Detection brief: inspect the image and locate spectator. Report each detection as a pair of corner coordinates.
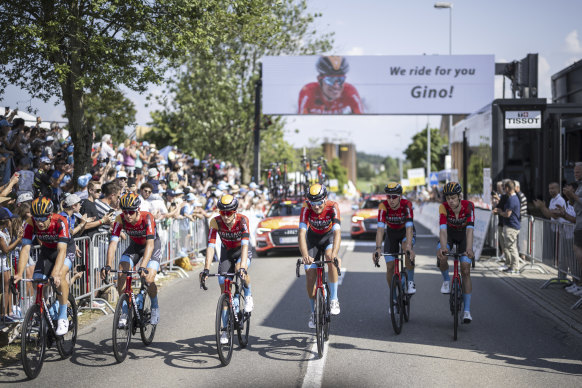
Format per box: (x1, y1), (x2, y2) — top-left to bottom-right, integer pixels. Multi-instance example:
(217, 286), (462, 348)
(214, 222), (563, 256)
(515, 180), (528, 219)
(33, 156), (54, 199)
(43, 136), (55, 159)
(80, 181), (116, 237)
(122, 140), (137, 176)
(74, 173), (93, 200)
(532, 182), (569, 223)
(51, 158), (73, 200)
(99, 134), (116, 160)
(493, 180), (521, 274)
(138, 183), (154, 213)
(0, 207), (22, 321)
(562, 163), (582, 295)
(492, 180), (508, 264)
(60, 194), (89, 237)
(147, 167), (160, 193)
(116, 170), (128, 193)
(127, 177), (137, 194)
(16, 158), (34, 196)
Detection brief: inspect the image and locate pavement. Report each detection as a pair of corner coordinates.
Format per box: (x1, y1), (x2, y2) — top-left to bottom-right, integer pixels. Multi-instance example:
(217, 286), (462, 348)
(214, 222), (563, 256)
(477, 254), (582, 336)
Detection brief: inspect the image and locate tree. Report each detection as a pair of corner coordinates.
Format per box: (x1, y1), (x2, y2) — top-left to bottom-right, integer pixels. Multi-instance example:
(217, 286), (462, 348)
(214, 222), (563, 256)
(0, 1), (277, 182)
(403, 126), (446, 173)
(326, 157), (347, 194)
(467, 144), (491, 194)
(85, 88), (136, 145)
(145, 0), (333, 183)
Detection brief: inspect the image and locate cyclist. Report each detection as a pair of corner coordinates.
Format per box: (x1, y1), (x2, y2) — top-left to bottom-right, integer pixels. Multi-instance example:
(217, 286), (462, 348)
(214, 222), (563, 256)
(101, 193), (162, 326)
(298, 183), (342, 328)
(201, 194), (254, 345)
(13, 197), (73, 336)
(437, 182), (475, 323)
(373, 182), (417, 300)
(298, 56), (364, 115)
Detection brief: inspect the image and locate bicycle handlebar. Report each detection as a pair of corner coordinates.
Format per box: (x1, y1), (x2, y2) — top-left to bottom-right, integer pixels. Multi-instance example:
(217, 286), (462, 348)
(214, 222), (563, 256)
(15, 276), (62, 296)
(295, 258), (341, 277)
(373, 251), (412, 268)
(199, 272), (239, 290)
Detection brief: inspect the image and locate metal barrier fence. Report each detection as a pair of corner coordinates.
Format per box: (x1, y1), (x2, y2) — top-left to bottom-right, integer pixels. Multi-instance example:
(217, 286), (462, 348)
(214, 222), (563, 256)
(1, 217), (208, 326)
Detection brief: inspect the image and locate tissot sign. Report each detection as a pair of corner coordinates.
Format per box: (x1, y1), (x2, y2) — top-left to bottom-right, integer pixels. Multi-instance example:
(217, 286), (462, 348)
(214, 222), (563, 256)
(504, 110), (542, 129)
(262, 55), (494, 115)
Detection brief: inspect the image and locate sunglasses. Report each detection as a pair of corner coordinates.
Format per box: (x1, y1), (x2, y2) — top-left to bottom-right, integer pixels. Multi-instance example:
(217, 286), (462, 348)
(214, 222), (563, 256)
(142, 190), (152, 194)
(220, 210), (236, 216)
(33, 216), (49, 222)
(387, 194), (400, 200)
(321, 76), (346, 86)
(123, 210), (137, 216)
(93, 189), (102, 193)
(309, 200), (324, 207)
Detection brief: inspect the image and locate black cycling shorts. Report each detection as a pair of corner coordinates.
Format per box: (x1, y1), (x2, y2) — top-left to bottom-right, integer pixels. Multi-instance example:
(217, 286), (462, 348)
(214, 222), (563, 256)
(218, 245), (253, 274)
(33, 247), (73, 280)
(120, 239), (162, 269)
(384, 226), (416, 254)
(306, 229), (334, 261)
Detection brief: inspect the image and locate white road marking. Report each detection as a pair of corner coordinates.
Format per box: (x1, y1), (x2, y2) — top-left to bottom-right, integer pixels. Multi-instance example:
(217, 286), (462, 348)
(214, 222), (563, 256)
(301, 339), (329, 388)
(338, 268), (347, 285)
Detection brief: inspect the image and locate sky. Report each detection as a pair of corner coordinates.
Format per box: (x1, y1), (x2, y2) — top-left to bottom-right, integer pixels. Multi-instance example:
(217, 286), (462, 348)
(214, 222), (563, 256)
(2, 0), (582, 159)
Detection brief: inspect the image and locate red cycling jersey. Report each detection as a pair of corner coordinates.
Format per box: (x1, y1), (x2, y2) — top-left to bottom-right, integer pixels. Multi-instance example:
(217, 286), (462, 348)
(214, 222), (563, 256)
(439, 200), (475, 231)
(111, 211), (157, 245)
(377, 198), (414, 230)
(208, 213), (250, 250)
(299, 200), (341, 235)
(23, 214), (70, 249)
(298, 82), (363, 114)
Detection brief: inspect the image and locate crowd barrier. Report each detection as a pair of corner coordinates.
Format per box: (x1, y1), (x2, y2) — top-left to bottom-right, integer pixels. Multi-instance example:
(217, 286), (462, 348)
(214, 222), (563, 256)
(0, 217), (208, 326)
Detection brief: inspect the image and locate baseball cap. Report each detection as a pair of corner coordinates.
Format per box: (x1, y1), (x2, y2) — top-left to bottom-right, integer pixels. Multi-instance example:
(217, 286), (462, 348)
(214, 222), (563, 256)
(117, 171), (128, 179)
(40, 156), (52, 164)
(63, 193), (82, 208)
(148, 167), (158, 177)
(0, 119), (12, 127)
(142, 141), (150, 147)
(186, 193), (195, 201)
(0, 207), (15, 220)
(17, 192), (34, 204)
(77, 173), (92, 188)
(45, 135), (55, 142)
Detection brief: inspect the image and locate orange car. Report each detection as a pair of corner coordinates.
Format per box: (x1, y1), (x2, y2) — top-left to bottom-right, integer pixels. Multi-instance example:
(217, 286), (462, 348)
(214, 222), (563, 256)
(255, 199), (302, 256)
(350, 194), (385, 239)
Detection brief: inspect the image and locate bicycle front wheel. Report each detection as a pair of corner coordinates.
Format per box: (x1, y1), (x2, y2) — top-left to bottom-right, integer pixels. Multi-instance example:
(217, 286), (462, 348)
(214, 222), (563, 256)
(236, 293), (250, 348)
(402, 272), (410, 323)
(140, 292), (157, 346)
(315, 287), (325, 358)
(112, 293), (132, 363)
(56, 294), (78, 359)
(452, 278), (461, 341)
(215, 293), (234, 366)
(390, 275), (403, 334)
(323, 283), (330, 341)
(21, 304), (46, 380)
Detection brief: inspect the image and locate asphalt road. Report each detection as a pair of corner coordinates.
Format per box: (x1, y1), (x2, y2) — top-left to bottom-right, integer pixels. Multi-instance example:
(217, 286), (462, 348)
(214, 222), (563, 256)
(2, 223), (582, 386)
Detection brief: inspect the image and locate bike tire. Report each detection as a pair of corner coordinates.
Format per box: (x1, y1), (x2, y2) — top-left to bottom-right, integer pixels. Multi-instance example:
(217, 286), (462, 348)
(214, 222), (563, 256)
(112, 293), (132, 363)
(389, 275), (403, 334)
(139, 292), (157, 346)
(402, 272), (410, 323)
(452, 278), (461, 341)
(236, 292), (250, 348)
(56, 294), (78, 359)
(215, 293), (234, 366)
(21, 304), (46, 380)
(315, 287), (325, 358)
(323, 283), (330, 341)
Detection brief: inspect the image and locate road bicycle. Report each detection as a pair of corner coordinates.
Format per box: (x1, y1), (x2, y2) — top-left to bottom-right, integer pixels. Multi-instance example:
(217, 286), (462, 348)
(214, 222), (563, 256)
(374, 250), (412, 334)
(109, 269), (157, 363)
(17, 276), (77, 380)
(441, 245), (464, 341)
(295, 257), (341, 358)
(200, 271), (251, 366)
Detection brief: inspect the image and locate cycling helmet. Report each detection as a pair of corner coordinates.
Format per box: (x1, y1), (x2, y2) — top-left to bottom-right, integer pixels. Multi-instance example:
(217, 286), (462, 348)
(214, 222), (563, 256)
(218, 194), (239, 211)
(443, 182), (463, 196)
(119, 192), (141, 210)
(31, 197), (54, 217)
(316, 56), (349, 76)
(306, 183), (327, 202)
(384, 182), (403, 195)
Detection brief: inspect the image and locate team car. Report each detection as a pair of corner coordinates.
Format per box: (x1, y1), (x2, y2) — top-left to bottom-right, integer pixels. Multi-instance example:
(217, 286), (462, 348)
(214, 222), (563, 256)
(350, 194), (385, 239)
(255, 199), (302, 256)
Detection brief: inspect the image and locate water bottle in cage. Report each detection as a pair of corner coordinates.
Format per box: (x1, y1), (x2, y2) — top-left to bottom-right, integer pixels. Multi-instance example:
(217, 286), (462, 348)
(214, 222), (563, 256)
(136, 289), (145, 310)
(233, 296), (240, 314)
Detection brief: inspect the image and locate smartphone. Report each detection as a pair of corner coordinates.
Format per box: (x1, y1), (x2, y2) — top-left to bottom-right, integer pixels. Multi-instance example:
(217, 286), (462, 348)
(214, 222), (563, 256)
(76, 264), (86, 272)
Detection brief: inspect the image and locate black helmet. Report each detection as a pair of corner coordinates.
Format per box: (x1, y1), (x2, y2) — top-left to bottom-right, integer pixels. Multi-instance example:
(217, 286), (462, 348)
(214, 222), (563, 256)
(306, 183), (327, 202)
(119, 192), (141, 210)
(384, 182), (403, 195)
(217, 194), (239, 211)
(316, 56), (349, 76)
(443, 182), (463, 196)
(31, 197), (54, 217)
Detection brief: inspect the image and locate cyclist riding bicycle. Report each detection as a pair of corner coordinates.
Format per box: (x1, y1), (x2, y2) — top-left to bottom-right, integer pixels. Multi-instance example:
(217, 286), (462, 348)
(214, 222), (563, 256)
(373, 182), (417, 297)
(13, 197), (74, 336)
(298, 183), (342, 328)
(437, 182), (475, 323)
(201, 194), (254, 345)
(101, 193), (162, 326)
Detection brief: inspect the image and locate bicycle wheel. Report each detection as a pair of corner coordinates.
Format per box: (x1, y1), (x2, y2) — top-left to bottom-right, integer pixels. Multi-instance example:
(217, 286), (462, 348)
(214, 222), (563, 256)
(139, 292), (157, 346)
(323, 283), (330, 341)
(389, 275), (403, 334)
(236, 292), (250, 348)
(21, 304), (46, 380)
(315, 287), (325, 358)
(215, 293), (234, 366)
(112, 293), (132, 363)
(452, 278), (461, 341)
(56, 294), (78, 359)
(402, 272), (410, 323)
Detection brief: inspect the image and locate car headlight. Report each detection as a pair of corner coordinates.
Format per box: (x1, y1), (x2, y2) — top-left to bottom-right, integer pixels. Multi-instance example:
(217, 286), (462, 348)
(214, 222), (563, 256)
(352, 216), (364, 222)
(257, 227), (272, 234)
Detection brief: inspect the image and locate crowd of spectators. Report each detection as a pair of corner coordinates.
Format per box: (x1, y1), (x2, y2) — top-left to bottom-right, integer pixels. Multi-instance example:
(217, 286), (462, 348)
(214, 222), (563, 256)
(0, 107), (271, 322)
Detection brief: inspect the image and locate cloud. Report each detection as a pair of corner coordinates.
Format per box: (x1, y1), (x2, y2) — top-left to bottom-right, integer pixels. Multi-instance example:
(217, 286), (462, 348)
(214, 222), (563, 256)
(346, 46), (364, 55)
(565, 30), (582, 54)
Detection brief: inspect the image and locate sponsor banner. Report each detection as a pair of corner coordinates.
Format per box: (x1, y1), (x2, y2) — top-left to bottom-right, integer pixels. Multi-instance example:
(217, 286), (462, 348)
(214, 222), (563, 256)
(262, 55), (494, 115)
(505, 110), (542, 129)
(407, 168), (426, 186)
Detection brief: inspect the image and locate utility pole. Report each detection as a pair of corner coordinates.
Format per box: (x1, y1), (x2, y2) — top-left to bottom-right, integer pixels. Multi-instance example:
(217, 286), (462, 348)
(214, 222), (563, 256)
(253, 64), (262, 183)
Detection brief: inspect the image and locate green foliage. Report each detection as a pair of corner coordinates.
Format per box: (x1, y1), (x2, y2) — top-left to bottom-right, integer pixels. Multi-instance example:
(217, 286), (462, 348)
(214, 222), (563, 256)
(467, 144), (492, 194)
(84, 89), (136, 145)
(403, 126), (447, 172)
(326, 157), (348, 193)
